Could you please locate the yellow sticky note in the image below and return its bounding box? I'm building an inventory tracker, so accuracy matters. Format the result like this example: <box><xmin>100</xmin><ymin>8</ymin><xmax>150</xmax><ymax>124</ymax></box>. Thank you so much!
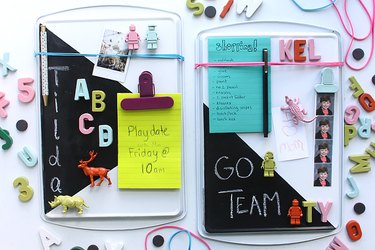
<box><xmin>117</xmin><ymin>93</ymin><xmax>182</xmax><ymax>189</ymax></box>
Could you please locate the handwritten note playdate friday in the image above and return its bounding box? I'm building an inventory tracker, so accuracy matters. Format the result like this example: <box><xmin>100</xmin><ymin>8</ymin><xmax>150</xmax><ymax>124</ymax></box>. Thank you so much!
<box><xmin>117</xmin><ymin>93</ymin><xmax>181</xmax><ymax>189</ymax></box>
<box><xmin>208</xmin><ymin>37</ymin><xmax>271</xmax><ymax>133</ymax></box>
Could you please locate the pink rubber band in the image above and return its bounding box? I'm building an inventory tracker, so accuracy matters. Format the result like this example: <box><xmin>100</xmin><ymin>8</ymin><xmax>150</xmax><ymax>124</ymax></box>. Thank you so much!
<box><xmin>331</xmin><ymin>0</ymin><xmax>375</xmax><ymax>71</ymax></box>
<box><xmin>269</xmin><ymin>61</ymin><xmax>344</xmax><ymax>66</ymax></box>
<box><xmin>144</xmin><ymin>225</ymin><xmax>212</xmax><ymax>250</ymax></box>
<box><xmin>195</xmin><ymin>61</ymin><xmax>344</xmax><ymax>69</ymax></box>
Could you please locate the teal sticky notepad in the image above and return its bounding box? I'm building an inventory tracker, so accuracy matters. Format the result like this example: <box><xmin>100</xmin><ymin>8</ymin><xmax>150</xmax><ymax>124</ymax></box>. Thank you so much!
<box><xmin>208</xmin><ymin>37</ymin><xmax>271</xmax><ymax>133</ymax></box>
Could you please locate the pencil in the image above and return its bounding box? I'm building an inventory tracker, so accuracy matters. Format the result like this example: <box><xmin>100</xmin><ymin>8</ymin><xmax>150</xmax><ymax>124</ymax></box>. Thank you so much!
<box><xmin>263</xmin><ymin>48</ymin><xmax>269</xmax><ymax>137</ymax></box>
<box><xmin>40</xmin><ymin>24</ymin><xmax>48</xmax><ymax>107</ymax></box>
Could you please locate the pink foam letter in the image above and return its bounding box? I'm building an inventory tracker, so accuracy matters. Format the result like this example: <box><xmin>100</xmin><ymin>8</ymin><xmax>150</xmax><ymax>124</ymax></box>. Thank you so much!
<box><xmin>78</xmin><ymin>113</ymin><xmax>94</xmax><ymax>135</ymax></box>
<box><xmin>318</xmin><ymin>201</ymin><xmax>332</xmax><ymax>222</ymax></box>
<box><xmin>279</xmin><ymin>40</ymin><xmax>293</xmax><ymax>61</ymax></box>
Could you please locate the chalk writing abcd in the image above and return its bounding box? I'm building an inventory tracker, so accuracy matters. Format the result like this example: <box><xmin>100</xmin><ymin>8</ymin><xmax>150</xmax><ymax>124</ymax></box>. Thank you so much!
<box><xmin>195</xmin><ymin>22</ymin><xmax>343</xmax><ymax>245</ymax></box>
<box><xmin>36</xmin><ymin>6</ymin><xmax>185</xmax><ymax>230</ymax></box>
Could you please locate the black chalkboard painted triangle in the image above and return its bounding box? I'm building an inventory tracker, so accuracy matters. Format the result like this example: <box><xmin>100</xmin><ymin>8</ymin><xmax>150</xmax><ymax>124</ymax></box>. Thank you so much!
<box><xmin>41</xmin><ymin>29</ymin><xmax>130</xmax><ymax>213</ymax></box>
<box><xmin>203</xmin><ymin>105</ymin><xmax>334</xmax><ymax>232</ymax></box>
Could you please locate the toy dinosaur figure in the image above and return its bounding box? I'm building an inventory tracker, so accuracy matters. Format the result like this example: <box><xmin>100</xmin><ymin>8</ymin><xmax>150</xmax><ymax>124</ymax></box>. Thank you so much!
<box><xmin>281</xmin><ymin>96</ymin><xmax>316</xmax><ymax>125</ymax></box>
<box><xmin>49</xmin><ymin>195</ymin><xmax>88</xmax><ymax>214</ymax></box>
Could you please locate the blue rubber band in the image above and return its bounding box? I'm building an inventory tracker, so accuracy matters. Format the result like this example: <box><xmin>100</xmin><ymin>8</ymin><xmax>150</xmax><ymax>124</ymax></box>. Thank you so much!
<box><xmin>291</xmin><ymin>0</ymin><xmax>337</xmax><ymax>11</ymax></box>
<box><xmin>167</xmin><ymin>230</ymin><xmax>192</xmax><ymax>250</ymax></box>
<box><xmin>34</xmin><ymin>51</ymin><xmax>184</xmax><ymax>61</ymax></box>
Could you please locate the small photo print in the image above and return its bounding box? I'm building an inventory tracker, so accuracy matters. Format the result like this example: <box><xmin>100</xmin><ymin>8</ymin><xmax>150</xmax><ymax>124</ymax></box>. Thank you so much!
<box><xmin>315</xmin><ymin>116</ymin><xmax>333</xmax><ymax>140</ymax></box>
<box><xmin>93</xmin><ymin>29</ymin><xmax>130</xmax><ymax>82</ymax></box>
<box><xmin>314</xmin><ymin>141</ymin><xmax>332</xmax><ymax>163</ymax></box>
<box><xmin>316</xmin><ymin>93</ymin><xmax>334</xmax><ymax>116</ymax></box>
<box><xmin>313</xmin><ymin>164</ymin><xmax>332</xmax><ymax>187</ymax></box>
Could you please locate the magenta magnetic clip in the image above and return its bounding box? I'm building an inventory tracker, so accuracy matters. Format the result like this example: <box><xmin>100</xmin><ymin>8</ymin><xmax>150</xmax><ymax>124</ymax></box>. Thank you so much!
<box><xmin>121</xmin><ymin>71</ymin><xmax>174</xmax><ymax>110</ymax></box>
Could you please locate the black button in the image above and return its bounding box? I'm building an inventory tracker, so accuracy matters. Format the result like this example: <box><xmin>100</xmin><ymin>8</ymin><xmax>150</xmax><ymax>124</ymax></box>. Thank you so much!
<box><xmin>153</xmin><ymin>235</ymin><xmax>164</xmax><ymax>247</ymax></box>
<box><xmin>87</xmin><ymin>245</ymin><xmax>99</xmax><ymax>250</ymax></box>
<box><xmin>352</xmin><ymin>48</ymin><xmax>364</xmax><ymax>60</ymax></box>
<box><xmin>205</xmin><ymin>6</ymin><xmax>216</xmax><ymax>18</ymax></box>
<box><xmin>16</xmin><ymin>119</ymin><xmax>28</xmax><ymax>131</ymax></box>
<box><xmin>354</xmin><ymin>202</ymin><xmax>366</xmax><ymax>215</ymax></box>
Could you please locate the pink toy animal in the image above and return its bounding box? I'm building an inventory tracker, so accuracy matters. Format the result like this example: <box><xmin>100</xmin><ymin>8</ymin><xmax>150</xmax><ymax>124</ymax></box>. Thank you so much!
<box><xmin>78</xmin><ymin>151</ymin><xmax>112</xmax><ymax>187</ymax></box>
<box><xmin>281</xmin><ymin>96</ymin><xmax>316</xmax><ymax>125</ymax></box>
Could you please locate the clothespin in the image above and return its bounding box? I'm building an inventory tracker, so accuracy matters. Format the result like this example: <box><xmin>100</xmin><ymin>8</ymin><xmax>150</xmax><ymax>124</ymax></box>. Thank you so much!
<box><xmin>18</xmin><ymin>146</ymin><xmax>38</xmax><ymax>168</ymax></box>
<box><xmin>121</xmin><ymin>71</ymin><xmax>174</xmax><ymax>110</ymax></box>
<box><xmin>314</xmin><ymin>68</ymin><xmax>339</xmax><ymax>93</ymax></box>
<box><xmin>0</xmin><ymin>126</ymin><xmax>13</xmax><ymax>150</ymax></box>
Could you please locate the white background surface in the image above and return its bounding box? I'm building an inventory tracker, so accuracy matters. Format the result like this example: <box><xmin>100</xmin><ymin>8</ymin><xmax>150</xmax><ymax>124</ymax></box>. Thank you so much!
<box><xmin>1</xmin><ymin>0</ymin><xmax>374</xmax><ymax>249</ymax></box>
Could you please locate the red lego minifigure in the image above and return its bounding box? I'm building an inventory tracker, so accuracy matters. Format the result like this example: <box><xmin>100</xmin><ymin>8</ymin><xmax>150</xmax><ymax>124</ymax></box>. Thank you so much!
<box><xmin>288</xmin><ymin>199</ymin><xmax>303</xmax><ymax>225</ymax></box>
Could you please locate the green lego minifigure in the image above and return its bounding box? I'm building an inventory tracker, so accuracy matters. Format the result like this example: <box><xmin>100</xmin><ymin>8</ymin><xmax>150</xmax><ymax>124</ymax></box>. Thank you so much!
<box><xmin>261</xmin><ymin>151</ymin><xmax>276</xmax><ymax>177</ymax></box>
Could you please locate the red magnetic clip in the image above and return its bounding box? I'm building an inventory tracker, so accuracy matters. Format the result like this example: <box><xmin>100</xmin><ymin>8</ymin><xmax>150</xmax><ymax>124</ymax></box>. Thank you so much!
<box><xmin>121</xmin><ymin>71</ymin><xmax>174</xmax><ymax>110</ymax></box>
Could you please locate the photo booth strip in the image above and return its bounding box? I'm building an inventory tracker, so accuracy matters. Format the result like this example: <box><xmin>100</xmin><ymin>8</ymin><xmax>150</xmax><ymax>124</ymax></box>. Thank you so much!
<box><xmin>313</xmin><ymin>68</ymin><xmax>338</xmax><ymax>188</ymax></box>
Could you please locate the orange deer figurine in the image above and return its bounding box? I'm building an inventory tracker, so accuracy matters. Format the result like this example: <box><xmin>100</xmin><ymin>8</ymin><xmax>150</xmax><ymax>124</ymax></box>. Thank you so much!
<box><xmin>78</xmin><ymin>150</ymin><xmax>112</xmax><ymax>187</ymax></box>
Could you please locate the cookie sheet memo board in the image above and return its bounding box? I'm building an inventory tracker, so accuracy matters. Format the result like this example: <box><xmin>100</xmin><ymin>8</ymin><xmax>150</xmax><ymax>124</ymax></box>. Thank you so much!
<box><xmin>36</xmin><ymin>5</ymin><xmax>185</xmax><ymax>230</ymax></box>
<box><xmin>195</xmin><ymin>22</ymin><xmax>343</xmax><ymax>245</ymax></box>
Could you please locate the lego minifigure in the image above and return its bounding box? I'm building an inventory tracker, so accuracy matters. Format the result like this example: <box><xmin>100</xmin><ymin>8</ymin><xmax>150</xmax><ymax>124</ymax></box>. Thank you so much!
<box><xmin>125</xmin><ymin>24</ymin><xmax>140</xmax><ymax>50</ymax></box>
<box><xmin>288</xmin><ymin>199</ymin><xmax>303</xmax><ymax>225</ymax></box>
<box><xmin>146</xmin><ymin>25</ymin><xmax>158</xmax><ymax>50</ymax></box>
<box><xmin>261</xmin><ymin>151</ymin><xmax>276</xmax><ymax>177</ymax></box>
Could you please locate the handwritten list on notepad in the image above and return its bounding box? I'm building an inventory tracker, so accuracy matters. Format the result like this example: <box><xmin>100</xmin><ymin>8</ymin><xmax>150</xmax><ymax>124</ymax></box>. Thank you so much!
<box><xmin>208</xmin><ymin>37</ymin><xmax>271</xmax><ymax>133</ymax></box>
<box><xmin>117</xmin><ymin>93</ymin><xmax>182</xmax><ymax>189</ymax></box>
